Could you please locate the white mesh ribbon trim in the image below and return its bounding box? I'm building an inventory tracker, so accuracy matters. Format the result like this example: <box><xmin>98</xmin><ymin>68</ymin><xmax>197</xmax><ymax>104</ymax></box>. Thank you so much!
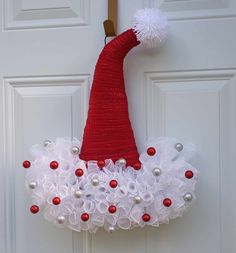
<box><xmin>25</xmin><ymin>137</ymin><xmax>198</xmax><ymax>233</ymax></box>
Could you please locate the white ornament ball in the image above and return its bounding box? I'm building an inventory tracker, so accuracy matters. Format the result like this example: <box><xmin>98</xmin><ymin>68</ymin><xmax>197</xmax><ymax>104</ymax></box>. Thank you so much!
<box><xmin>152</xmin><ymin>167</ymin><xmax>161</xmax><ymax>176</ymax></box>
<box><xmin>91</xmin><ymin>178</ymin><xmax>99</xmax><ymax>186</ymax></box>
<box><xmin>133</xmin><ymin>196</ymin><xmax>142</xmax><ymax>204</ymax></box>
<box><xmin>117</xmin><ymin>158</ymin><xmax>126</xmax><ymax>167</ymax></box>
<box><xmin>28</xmin><ymin>181</ymin><xmax>37</xmax><ymax>189</ymax></box>
<box><xmin>183</xmin><ymin>192</ymin><xmax>193</xmax><ymax>202</ymax></box>
<box><xmin>71</xmin><ymin>146</ymin><xmax>79</xmax><ymax>155</ymax></box>
<box><xmin>57</xmin><ymin>215</ymin><xmax>65</xmax><ymax>224</ymax></box>
<box><xmin>108</xmin><ymin>226</ymin><xmax>115</xmax><ymax>233</ymax></box>
<box><xmin>175</xmin><ymin>143</ymin><xmax>183</xmax><ymax>152</ymax></box>
<box><xmin>74</xmin><ymin>190</ymin><xmax>82</xmax><ymax>198</ymax></box>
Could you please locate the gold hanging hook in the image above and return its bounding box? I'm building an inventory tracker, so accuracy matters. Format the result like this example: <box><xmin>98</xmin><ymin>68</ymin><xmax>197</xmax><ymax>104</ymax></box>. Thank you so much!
<box><xmin>103</xmin><ymin>0</ymin><xmax>117</xmax><ymax>44</ymax></box>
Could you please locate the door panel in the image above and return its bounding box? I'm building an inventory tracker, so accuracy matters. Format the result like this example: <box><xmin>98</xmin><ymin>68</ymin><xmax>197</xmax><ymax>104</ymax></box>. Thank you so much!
<box><xmin>3</xmin><ymin>76</ymin><xmax>89</xmax><ymax>253</ymax></box>
<box><xmin>1</xmin><ymin>0</ymin><xmax>236</xmax><ymax>253</ymax></box>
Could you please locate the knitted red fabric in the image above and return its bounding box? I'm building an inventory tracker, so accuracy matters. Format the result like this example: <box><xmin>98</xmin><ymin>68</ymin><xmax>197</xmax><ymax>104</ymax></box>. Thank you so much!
<box><xmin>80</xmin><ymin>29</ymin><xmax>140</xmax><ymax>167</ymax></box>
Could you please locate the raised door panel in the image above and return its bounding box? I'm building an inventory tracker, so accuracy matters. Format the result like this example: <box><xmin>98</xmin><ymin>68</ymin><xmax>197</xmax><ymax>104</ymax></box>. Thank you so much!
<box><xmin>3</xmin><ymin>75</ymin><xmax>89</xmax><ymax>253</ymax></box>
<box><xmin>4</xmin><ymin>0</ymin><xmax>90</xmax><ymax>29</ymax></box>
<box><xmin>145</xmin><ymin>69</ymin><xmax>236</xmax><ymax>253</ymax></box>
<box><xmin>143</xmin><ymin>0</ymin><xmax>236</xmax><ymax>19</ymax></box>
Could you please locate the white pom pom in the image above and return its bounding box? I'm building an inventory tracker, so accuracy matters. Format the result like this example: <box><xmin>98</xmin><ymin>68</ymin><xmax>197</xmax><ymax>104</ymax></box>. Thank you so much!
<box><xmin>133</xmin><ymin>8</ymin><xmax>168</xmax><ymax>48</ymax></box>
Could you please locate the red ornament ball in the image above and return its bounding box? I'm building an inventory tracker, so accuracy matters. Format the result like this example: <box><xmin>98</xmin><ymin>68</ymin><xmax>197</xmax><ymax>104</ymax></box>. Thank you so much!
<box><xmin>133</xmin><ymin>162</ymin><xmax>141</xmax><ymax>170</ymax></box>
<box><xmin>109</xmin><ymin>179</ymin><xmax>118</xmax><ymax>188</ymax></box>
<box><xmin>30</xmin><ymin>205</ymin><xmax>39</xmax><ymax>214</ymax></box>
<box><xmin>142</xmin><ymin>213</ymin><xmax>151</xmax><ymax>222</ymax></box>
<box><xmin>50</xmin><ymin>161</ymin><xmax>59</xmax><ymax>170</ymax></box>
<box><xmin>81</xmin><ymin>213</ymin><xmax>90</xmax><ymax>222</ymax></box>
<box><xmin>97</xmin><ymin>160</ymin><xmax>105</xmax><ymax>169</ymax></box>
<box><xmin>163</xmin><ymin>198</ymin><xmax>172</xmax><ymax>207</ymax></box>
<box><xmin>185</xmin><ymin>170</ymin><xmax>194</xmax><ymax>179</ymax></box>
<box><xmin>147</xmin><ymin>147</ymin><xmax>156</xmax><ymax>156</ymax></box>
<box><xmin>75</xmin><ymin>168</ymin><xmax>84</xmax><ymax>177</ymax></box>
<box><xmin>108</xmin><ymin>205</ymin><xmax>117</xmax><ymax>214</ymax></box>
<box><xmin>52</xmin><ymin>197</ymin><xmax>61</xmax><ymax>205</ymax></box>
<box><xmin>23</xmin><ymin>160</ymin><xmax>31</xmax><ymax>169</ymax></box>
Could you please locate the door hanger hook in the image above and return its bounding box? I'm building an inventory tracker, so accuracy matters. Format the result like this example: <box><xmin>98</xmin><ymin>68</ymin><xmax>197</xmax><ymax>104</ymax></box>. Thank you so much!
<box><xmin>103</xmin><ymin>0</ymin><xmax>117</xmax><ymax>45</ymax></box>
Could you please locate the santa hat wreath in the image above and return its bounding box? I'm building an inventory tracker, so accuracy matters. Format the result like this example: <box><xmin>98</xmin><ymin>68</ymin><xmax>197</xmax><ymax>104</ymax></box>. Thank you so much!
<box><xmin>23</xmin><ymin>9</ymin><xmax>198</xmax><ymax>233</ymax></box>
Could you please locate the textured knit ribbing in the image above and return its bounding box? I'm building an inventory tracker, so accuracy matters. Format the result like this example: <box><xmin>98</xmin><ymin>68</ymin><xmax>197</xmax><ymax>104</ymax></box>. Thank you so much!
<box><xmin>80</xmin><ymin>29</ymin><xmax>140</xmax><ymax>166</ymax></box>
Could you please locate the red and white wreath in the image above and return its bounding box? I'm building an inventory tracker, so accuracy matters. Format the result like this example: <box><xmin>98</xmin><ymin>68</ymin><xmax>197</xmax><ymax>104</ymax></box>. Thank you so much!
<box><xmin>23</xmin><ymin>9</ymin><xmax>198</xmax><ymax>233</ymax></box>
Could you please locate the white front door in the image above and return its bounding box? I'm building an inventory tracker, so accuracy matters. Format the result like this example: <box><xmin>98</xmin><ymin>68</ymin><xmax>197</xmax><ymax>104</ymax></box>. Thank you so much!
<box><xmin>1</xmin><ymin>1</ymin><xmax>235</xmax><ymax>253</ymax></box>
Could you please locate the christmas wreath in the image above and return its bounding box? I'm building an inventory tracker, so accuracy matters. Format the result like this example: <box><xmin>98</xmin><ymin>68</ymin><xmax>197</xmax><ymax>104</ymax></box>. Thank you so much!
<box><xmin>23</xmin><ymin>9</ymin><xmax>198</xmax><ymax>233</ymax></box>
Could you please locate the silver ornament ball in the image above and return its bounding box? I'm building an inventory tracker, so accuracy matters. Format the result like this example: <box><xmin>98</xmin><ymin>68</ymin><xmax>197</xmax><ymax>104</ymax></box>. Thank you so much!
<box><xmin>183</xmin><ymin>192</ymin><xmax>193</xmax><ymax>202</ymax></box>
<box><xmin>74</xmin><ymin>190</ymin><xmax>82</xmax><ymax>198</ymax></box>
<box><xmin>117</xmin><ymin>158</ymin><xmax>126</xmax><ymax>167</ymax></box>
<box><xmin>152</xmin><ymin>167</ymin><xmax>161</xmax><ymax>176</ymax></box>
<box><xmin>175</xmin><ymin>143</ymin><xmax>183</xmax><ymax>152</ymax></box>
<box><xmin>108</xmin><ymin>226</ymin><xmax>115</xmax><ymax>233</ymax></box>
<box><xmin>133</xmin><ymin>196</ymin><xmax>142</xmax><ymax>204</ymax></box>
<box><xmin>57</xmin><ymin>215</ymin><xmax>65</xmax><ymax>224</ymax></box>
<box><xmin>91</xmin><ymin>178</ymin><xmax>99</xmax><ymax>186</ymax></box>
<box><xmin>71</xmin><ymin>146</ymin><xmax>79</xmax><ymax>155</ymax></box>
<box><xmin>44</xmin><ymin>140</ymin><xmax>51</xmax><ymax>147</ymax></box>
<box><xmin>28</xmin><ymin>181</ymin><xmax>37</xmax><ymax>189</ymax></box>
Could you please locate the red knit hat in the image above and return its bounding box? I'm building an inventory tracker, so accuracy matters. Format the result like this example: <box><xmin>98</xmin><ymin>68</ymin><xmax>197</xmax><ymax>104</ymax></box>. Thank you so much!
<box><xmin>80</xmin><ymin>9</ymin><xmax>167</xmax><ymax>167</ymax></box>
